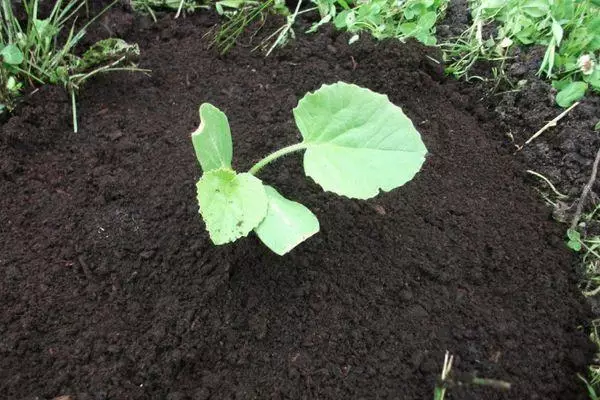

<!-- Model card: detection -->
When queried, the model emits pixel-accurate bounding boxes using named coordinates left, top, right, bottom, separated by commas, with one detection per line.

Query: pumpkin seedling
left=191, top=81, right=427, bottom=255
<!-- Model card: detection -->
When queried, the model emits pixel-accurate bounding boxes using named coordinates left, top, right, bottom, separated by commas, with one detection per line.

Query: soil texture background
left=0, top=9, right=595, bottom=400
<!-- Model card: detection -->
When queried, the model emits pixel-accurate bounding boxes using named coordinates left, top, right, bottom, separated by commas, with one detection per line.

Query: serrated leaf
left=0, top=44, right=23, bottom=65
left=192, top=103, right=233, bottom=173
left=293, top=82, right=427, bottom=199
left=254, top=186, right=320, bottom=255
left=197, top=169, right=268, bottom=245
left=556, top=81, right=587, bottom=108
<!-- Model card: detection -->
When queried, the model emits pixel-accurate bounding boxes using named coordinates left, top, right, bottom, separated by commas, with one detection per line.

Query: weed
left=0, top=0, right=145, bottom=131
left=212, top=0, right=290, bottom=54
left=442, top=0, right=600, bottom=107
left=212, top=0, right=447, bottom=54
left=130, top=0, right=208, bottom=21
left=433, top=351, right=511, bottom=400
left=310, top=0, right=449, bottom=46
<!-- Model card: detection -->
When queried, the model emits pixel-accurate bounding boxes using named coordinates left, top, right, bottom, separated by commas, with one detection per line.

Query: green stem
left=248, top=142, right=308, bottom=176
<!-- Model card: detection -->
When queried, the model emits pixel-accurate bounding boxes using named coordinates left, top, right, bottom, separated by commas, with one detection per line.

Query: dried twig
left=571, top=145, right=600, bottom=230
left=516, top=102, right=580, bottom=151
left=526, top=170, right=569, bottom=199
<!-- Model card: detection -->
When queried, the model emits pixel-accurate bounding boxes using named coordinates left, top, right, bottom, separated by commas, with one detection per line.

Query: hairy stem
left=248, top=142, right=308, bottom=176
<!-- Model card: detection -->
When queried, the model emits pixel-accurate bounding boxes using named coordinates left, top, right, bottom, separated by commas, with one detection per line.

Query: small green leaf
left=521, top=0, right=549, bottom=18
left=192, top=103, right=233, bottom=172
left=294, top=82, right=427, bottom=199
left=6, top=76, right=21, bottom=93
left=416, top=11, right=437, bottom=30
left=552, top=78, right=570, bottom=91
left=595, top=120, right=600, bottom=131
left=0, top=44, right=23, bottom=65
left=556, top=81, right=587, bottom=108
left=334, top=9, right=352, bottom=28
left=481, top=0, right=507, bottom=10
left=566, top=229, right=582, bottom=252
left=399, top=22, right=417, bottom=35
left=567, top=229, right=580, bottom=241
left=585, top=68, right=600, bottom=91
left=216, top=0, right=246, bottom=9
left=33, top=18, right=58, bottom=41
left=254, top=186, right=320, bottom=255
left=197, top=169, right=268, bottom=245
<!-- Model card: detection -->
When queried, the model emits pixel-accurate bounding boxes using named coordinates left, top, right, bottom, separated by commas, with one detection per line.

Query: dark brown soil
left=438, top=0, right=600, bottom=231
left=0, top=9, right=595, bottom=400
left=491, top=72, right=600, bottom=210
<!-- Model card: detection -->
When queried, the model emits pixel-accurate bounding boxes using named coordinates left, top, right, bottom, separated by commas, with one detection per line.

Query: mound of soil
left=0, top=10, right=594, bottom=400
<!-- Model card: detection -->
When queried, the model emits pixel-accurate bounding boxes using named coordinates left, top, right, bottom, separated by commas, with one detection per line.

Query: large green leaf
left=196, top=169, right=268, bottom=245
left=192, top=103, right=233, bottom=173
left=254, top=186, right=320, bottom=255
left=556, top=81, right=587, bottom=107
left=293, top=82, right=427, bottom=199
left=0, top=44, right=23, bottom=65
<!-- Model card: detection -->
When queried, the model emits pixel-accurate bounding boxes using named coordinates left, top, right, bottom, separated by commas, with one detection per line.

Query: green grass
left=212, top=0, right=290, bottom=54
left=442, top=0, right=600, bottom=107
left=130, top=0, right=209, bottom=21
left=130, top=0, right=448, bottom=54
left=0, top=0, right=144, bottom=131
left=210, top=0, right=449, bottom=54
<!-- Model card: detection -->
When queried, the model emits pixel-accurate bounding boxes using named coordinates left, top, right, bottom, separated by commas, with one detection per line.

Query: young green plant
left=191, top=82, right=427, bottom=255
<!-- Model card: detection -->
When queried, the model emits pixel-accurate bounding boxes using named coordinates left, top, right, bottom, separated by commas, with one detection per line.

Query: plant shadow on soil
left=0, top=8, right=596, bottom=400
